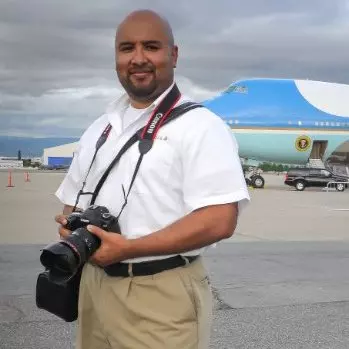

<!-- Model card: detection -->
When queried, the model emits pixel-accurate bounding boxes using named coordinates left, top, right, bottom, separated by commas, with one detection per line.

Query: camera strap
left=73, top=83, right=203, bottom=213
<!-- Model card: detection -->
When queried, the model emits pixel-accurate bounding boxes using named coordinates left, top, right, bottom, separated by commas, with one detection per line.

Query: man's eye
left=120, top=46, right=133, bottom=52
left=146, top=45, right=159, bottom=51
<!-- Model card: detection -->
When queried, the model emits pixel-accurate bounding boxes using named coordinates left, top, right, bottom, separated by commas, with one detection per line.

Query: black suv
left=284, top=167, right=348, bottom=191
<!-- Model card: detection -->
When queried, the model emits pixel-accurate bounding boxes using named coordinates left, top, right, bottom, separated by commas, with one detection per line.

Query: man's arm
left=63, top=205, right=75, bottom=215
left=125, top=202, right=238, bottom=259
left=88, top=202, right=239, bottom=265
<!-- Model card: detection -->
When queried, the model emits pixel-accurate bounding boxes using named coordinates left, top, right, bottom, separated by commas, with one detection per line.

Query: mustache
left=128, top=66, right=154, bottom=74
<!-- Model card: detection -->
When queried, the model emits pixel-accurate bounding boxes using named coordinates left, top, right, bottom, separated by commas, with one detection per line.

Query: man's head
left=115, top=10, right=178, bottom=107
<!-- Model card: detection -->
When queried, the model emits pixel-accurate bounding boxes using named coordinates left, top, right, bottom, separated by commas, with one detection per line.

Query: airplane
left=202, top=78, right=349, bottom=188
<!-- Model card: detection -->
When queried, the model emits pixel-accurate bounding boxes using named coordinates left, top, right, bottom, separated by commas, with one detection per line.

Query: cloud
left=1, top=0, right=349, bottom=137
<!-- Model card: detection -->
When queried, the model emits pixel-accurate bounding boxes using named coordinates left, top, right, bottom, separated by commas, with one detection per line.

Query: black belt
left=103, top=255, right=199, bottom=277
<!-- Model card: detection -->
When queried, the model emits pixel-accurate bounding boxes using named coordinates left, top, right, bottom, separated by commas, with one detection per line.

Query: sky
left=1, top=0, right=349, bottom=138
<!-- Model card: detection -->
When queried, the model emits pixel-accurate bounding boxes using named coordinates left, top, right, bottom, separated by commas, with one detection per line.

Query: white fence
left=0, top=160, right=23, bottom=168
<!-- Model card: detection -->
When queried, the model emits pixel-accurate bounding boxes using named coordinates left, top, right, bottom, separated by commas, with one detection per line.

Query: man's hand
left=55, top=205, right=75, bottom=239
left=87, top=225, right=131, bottom=267
left=54, top=214, right=71, bottom=239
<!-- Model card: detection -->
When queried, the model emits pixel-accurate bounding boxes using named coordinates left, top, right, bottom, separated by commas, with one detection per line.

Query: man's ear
left=172, top=45, right=178, bottom=68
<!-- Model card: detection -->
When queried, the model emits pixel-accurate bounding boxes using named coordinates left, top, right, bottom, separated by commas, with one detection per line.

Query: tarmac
left=1, top=170, right=349, bottom=348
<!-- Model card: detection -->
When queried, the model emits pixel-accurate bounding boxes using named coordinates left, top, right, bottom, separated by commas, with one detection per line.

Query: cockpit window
left=224, top=85, right=248, bottom=94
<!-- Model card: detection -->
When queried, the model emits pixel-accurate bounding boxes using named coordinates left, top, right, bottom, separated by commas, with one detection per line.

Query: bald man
left=55, top=9, right=250, bottom=349
left=115, top=10, right=177, bottom=107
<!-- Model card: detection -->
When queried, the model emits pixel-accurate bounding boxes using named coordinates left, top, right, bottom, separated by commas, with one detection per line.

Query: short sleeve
left=55, top=141, right=83, bottom=207
left=181, top=111, right=250, bottom=213
left=54, top=113, right=110, bottom=208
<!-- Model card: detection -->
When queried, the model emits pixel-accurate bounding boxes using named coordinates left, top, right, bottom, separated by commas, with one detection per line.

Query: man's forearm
left=125, top=203, right=238, bottom=259
left=63, top=205, right=75, bottom=215
left=63, top=204, right=83, bottom=215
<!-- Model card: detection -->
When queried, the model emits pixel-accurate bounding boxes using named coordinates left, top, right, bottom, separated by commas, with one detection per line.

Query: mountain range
left=0, top=136, right=79, bottom=158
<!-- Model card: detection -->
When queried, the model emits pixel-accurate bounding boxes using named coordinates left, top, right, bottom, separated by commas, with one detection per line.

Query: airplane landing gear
left=250, top=174, right=265, bottom=188
left=244, top=167, right=265, bottom=189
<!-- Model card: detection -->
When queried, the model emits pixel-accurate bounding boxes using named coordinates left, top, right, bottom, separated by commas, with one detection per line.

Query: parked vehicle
left=284, top=167, right=348, bottom=191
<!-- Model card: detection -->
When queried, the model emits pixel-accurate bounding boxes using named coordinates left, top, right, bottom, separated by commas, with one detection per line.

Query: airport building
left=42, top=142, right=78, bottom=166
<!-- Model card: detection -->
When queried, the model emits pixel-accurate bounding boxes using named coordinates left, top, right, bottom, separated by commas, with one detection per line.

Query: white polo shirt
left=55, top=82, right=250, bottom=263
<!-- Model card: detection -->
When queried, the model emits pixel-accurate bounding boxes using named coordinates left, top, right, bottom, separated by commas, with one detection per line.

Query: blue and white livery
left=202, top=78, right=349, bottom=187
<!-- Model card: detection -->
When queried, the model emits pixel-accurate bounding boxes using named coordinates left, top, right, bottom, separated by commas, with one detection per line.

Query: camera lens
left=40, top=242, right=80, bottom=273
left=39, top=226, right=101, bottom=283
left=40, top=205, right=119, bottom=284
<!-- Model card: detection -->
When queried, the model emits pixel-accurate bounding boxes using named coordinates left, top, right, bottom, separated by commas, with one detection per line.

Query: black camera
left=40, top=205, right=120, bottom=283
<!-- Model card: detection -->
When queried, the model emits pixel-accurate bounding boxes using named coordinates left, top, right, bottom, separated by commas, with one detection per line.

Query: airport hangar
left=42, top=142, right=78, bottom=166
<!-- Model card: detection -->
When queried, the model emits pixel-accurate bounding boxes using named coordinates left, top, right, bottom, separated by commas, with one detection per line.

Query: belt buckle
left=180, top=255, right=190, bottom=266
left=128, top=262, right=133, bottom=277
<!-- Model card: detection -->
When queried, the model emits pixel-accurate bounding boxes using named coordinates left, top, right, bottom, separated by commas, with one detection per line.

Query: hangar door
left=48, top=157, right=73, bottom=166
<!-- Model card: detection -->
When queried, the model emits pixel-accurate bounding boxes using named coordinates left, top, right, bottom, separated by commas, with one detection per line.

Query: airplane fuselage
left=203, top=78, right=349, bottom=165
left=232, top=129, right=349, bottom=164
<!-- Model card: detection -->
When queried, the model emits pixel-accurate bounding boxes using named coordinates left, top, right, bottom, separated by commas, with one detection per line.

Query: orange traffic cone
left=6, top=169, right=15, bottom=187
left=24, top=171, right=30, bottom=182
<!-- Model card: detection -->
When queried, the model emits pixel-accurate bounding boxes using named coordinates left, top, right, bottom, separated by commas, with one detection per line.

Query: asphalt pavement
left=1, top=171, right=349, bottom=348
left=1, top=242, right=349, bottom=349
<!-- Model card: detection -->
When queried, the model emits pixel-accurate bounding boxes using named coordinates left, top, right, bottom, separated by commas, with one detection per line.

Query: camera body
left=40, top=205, right=120, bottom=283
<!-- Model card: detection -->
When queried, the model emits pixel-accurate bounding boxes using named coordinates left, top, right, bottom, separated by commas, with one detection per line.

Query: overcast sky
left=1, top=0, right=349, bottom=137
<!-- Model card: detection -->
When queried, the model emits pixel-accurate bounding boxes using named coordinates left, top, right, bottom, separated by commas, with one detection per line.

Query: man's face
left=115, top=17, right=178, bottom=103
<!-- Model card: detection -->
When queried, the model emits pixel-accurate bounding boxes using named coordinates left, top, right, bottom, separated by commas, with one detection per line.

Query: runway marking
left=292, top=205, right=349, bottom=212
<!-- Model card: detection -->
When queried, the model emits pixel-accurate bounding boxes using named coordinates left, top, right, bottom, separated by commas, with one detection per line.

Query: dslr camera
left=36, top=205, right=120, bottom=322
left=40, top=205, right=120, bottom=283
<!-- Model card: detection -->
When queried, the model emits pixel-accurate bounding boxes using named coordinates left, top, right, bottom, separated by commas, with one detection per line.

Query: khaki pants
left=76, top=256, right=213, bottom=349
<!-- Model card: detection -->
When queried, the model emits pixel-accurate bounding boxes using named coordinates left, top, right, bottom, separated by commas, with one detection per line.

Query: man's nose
left=131, top=46, right=147, bottom=64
